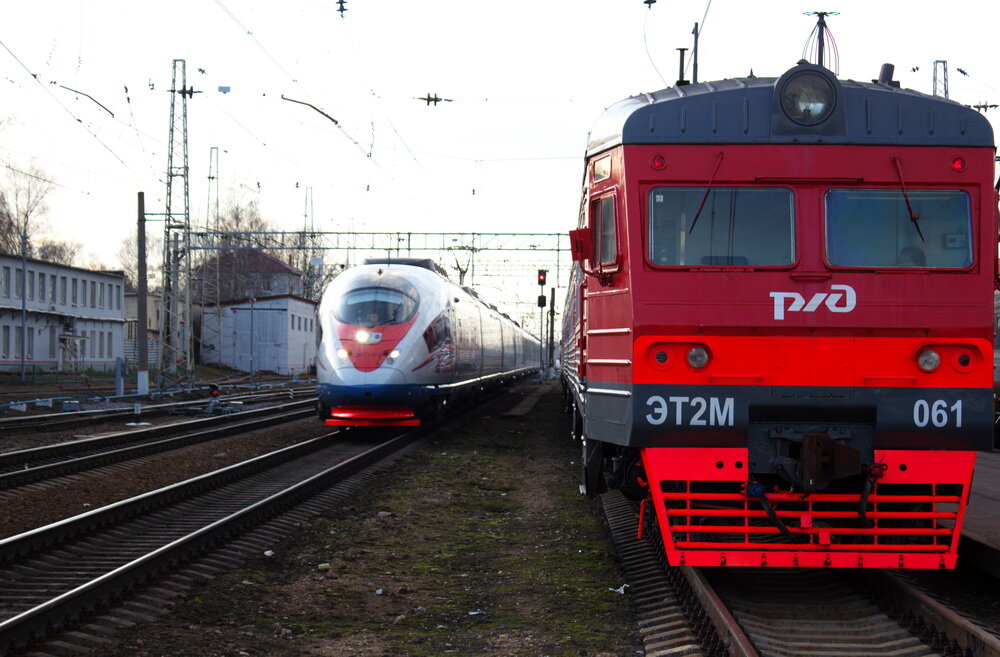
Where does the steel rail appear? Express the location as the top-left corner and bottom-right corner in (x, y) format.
(0, 387), (314, 431)
(0, 430), (418, 655)
(0, 400), (315, 490)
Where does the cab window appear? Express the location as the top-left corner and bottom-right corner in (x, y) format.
(648, 187), (795, 266)
(335, 287), (417, 326)
(825, 189), (972, 268)
(592, 196), (617, 266)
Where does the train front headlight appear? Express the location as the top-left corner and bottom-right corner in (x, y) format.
(780, 71), (835, 126)
(917, 348), (941, 372)
(337, 348), (349, 361)
(687, 346), (711, 369)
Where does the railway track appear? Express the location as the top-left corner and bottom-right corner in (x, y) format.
(0, 387), (313, 433)
(601, 491), (1000, 657)
(0, 428), (418, 656)
(0, 399), (316, 491)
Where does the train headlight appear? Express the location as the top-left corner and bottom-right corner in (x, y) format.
(687, 346), (710, 369)
(389, 350), (400, 360)
(337, 348), (349, 361)
(780, 72), (835, 126)
(917, 348), (941, 372)
(354, 330), (382, 344)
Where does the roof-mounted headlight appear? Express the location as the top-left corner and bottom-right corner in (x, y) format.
(780, 71), (836, 126)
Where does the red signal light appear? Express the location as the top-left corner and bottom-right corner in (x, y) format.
(950, 157), (966, 172)
(537, 269), (547, 286)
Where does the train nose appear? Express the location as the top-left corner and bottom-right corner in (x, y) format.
(335, 366), (408, 386)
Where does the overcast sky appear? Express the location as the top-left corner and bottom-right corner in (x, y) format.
(3, 0), (999, 275)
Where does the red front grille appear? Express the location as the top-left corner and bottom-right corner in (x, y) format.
(641, 448), (975, 568)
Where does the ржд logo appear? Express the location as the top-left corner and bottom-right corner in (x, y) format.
(770, 284), (856, 320)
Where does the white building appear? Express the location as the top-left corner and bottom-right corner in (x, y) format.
(0, 255), (126, 373)
(200, 294), (317, 375)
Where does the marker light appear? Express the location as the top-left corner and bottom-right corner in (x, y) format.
(687, 346), (710, 369)
(780, 72), (835, 126)
(337, 348), (349, 361)
(950, 157), (966, 173)
(917, 348), (941, 372)
(390, 350), (400, 359)
(355, 329), (371, 343)
(650, 154), (667, 170)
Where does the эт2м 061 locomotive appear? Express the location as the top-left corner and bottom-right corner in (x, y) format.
(561, 55), (997, 568)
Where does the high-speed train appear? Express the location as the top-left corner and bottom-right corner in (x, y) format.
(316, 258), (539, 426)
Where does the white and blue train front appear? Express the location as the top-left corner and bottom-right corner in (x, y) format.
(315, 258), (539, 426)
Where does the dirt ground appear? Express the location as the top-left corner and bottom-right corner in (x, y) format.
(91, 384), (644, 657)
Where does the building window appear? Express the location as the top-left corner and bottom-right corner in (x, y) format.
(26, 328), (33, 359)
(49, 327), (56, 359)
(2, 267), (9, 297)
(99, 331), (105, 358)
(107, 332), (113, 358)
(50, 275), (56, 304)
(14, 326), (22, 358)
(116, 285), (121, 310)
(90, 281), (96, 308)
(15, 269), (23, 299)
(39, 273), (46, 302)
(1, 325), (8, 357)
(27, 271), (34, 301)
(72, 279), (78, 306)
(60, 276), (67, 305)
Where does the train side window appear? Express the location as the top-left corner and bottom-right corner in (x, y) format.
(825, 189), (972, 268)
(591, 196), (618, 267)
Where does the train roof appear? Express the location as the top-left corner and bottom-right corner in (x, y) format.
(362, 257), (449, 279)
(587, 61), (995, 155)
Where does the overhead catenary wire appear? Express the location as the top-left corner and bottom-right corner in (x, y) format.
(0, 37), (131, 170)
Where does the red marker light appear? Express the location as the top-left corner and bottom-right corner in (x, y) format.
(650, 154), (667, 170)
(950, 157), (966, 172)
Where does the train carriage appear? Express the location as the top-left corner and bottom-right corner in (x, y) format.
(562, 59), (996, 568)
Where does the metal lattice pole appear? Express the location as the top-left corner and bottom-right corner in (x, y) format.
(933, 60), (949, 98)
(158, 59), (194, 390)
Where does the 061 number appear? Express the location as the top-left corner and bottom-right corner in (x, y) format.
(912, 399), (962, 428)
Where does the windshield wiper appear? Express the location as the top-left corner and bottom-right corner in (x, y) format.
(688, 152), (725, 234)
(891, 156), (925, 242)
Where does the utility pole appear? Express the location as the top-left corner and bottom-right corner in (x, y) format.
(933, 60), (949, 98)
(18, 214), (27, 384)
(137, 192), (149, 394)
(203, 146), (222, 366)
(158, 59), (196, 390)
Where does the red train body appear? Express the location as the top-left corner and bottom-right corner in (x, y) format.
(561, 61), (997, 569)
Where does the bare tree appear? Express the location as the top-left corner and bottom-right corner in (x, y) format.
(117, 232), (162, 292)
(35, 239), (81, 266)
(0, 164), (53, 256)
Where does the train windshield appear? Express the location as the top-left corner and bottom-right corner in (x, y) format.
(334, 287), (418, 327)
(825, 189), (972, 268)
(648, 187), (795, 266)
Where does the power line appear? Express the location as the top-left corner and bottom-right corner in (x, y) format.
(0, 37), (131, 170)
(211, 0), (298, 82)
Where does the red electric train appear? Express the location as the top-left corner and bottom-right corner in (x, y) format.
(561, 56), (996, 568)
